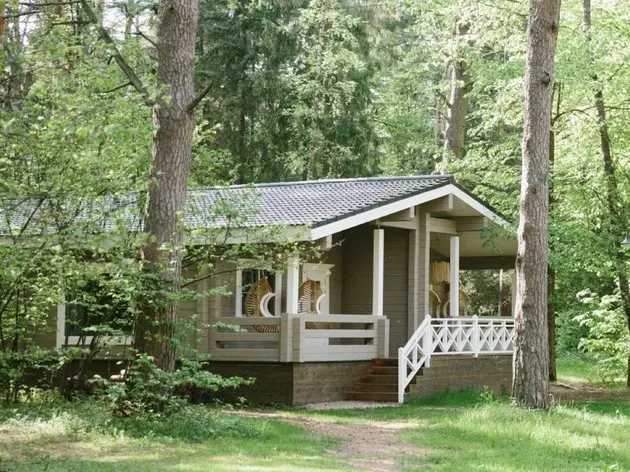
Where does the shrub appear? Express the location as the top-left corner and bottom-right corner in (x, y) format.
(574, 290), (628, 383)
(105, 353), (253, 418)
(0, 348), (68, 404)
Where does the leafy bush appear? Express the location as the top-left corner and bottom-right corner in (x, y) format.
(0, 348), (69, 404)
(556, 307), (590, 355)
(105, 353), (254, 418)
(574, 290), (628, 383)
(115, 405), (261, 441)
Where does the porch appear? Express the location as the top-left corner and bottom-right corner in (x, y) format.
(209, 313), (389, 363)
(208, 312), (515, 403)
(198, 177), (519, 404)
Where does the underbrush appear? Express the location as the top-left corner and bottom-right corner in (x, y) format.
(0, 399), (260, 443)
(557, 353), (626, 387)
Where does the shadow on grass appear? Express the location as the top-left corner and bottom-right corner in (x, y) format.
(303, 389), (505, 423)
(0, 401), (347, 472)
(401, 402), (630, 471)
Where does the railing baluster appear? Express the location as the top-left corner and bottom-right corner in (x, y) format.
(472, 315), (479, 357)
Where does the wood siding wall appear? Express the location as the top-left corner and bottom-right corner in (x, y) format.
(323, 239), (343, 314)
(341, 224), (409, 356)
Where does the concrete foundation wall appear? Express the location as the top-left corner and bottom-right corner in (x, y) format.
(408, 355), (512, 399)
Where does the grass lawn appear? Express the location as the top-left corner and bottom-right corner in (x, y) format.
(303, 390), (630, 471)
(1, 358), (629, 471)
(557, 355), (600, 384)
(0, 402), (346, 471)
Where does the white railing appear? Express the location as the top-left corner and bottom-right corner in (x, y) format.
(209, 313), (389, 363)
(398, 315), (515, 403)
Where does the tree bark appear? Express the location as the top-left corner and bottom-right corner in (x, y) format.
(548, 83), (561, 382)
(547, 264), (557, 380)
(133, 0), (199, 371)
(512, 0), (560, 409)
(582, 0), (630, 387)
(443, 22), (470, 160)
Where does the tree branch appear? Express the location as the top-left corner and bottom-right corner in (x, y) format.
(434, 88), (451, 109)
(132, 27), (157, 49)
(79, 0), (151, 105)
(187, 81), (213, 113)
(100, 81), (132, 94)
(19, 1), (80, 6)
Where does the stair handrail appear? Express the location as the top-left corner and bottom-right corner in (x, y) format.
(397, 315), (432, 403)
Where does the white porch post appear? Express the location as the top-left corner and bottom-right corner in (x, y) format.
(286, 256), (300, 314)
(449, 235), (460, 317)
(373, 228), (384, 316)
(274, 273), (283, 316)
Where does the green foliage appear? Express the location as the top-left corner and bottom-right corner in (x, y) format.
(105, 353), (254, 418)
(0, 348), (67, 404)
(0, 400), (344, 471)
(193, 0), (379, 183)
(574, 291), (628, 383)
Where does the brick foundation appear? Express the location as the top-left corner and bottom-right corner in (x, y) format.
(208, 361), (372, 405)
(293, 361), (372, 404)
(407, 355), (512, 399)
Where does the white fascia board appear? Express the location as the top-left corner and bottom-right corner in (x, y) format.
(310, 184), (513, 240)
(448, 185), (514, 231)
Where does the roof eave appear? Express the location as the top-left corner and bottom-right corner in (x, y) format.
(309, 183), (514, 240)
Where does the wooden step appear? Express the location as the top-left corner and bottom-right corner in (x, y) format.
(346, 391), (399, 402)
(346, 358), (421, 403)
(373, 357), (399, 367)
(368, 366), (398, 375)
(360, 374), (397, 384)
(351, 383), (399, 393)
(360, 374), (418, 384)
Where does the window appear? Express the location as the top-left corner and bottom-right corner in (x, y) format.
(235, 263), (282, 317)
(241, 268), (276, 317)
(59, 278), (133, 347)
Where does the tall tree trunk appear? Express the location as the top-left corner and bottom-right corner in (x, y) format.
(133, 0), (199, 371)
(443, 22), (470, 160)
(547, 264), (557, 380)
(582, 0), (630, 387)
(512, 0), (560, 409)
(548, 83), (561, 382)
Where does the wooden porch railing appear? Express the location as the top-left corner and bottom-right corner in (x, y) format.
(398, 315), (515, 403)
(209, 314), (389, 363)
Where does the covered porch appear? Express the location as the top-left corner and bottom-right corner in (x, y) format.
(208, 216), (516, 364)
(201, 176), (518, 403)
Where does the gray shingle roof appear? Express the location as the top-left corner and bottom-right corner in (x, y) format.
(0, 175), (455, 235)
(186, 175), (454, 229)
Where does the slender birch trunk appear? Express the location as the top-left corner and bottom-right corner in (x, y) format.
(512, 0), (561, 409)
(582, 0), (630, 387)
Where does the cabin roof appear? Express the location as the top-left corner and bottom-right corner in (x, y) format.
(188, 175), (455, 230)
(0, 175), (512, 240)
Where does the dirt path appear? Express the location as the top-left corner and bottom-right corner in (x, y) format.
(550, 382), (630, 402)
(232, 383), (629, 470)
(235, 410), (425, 471)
